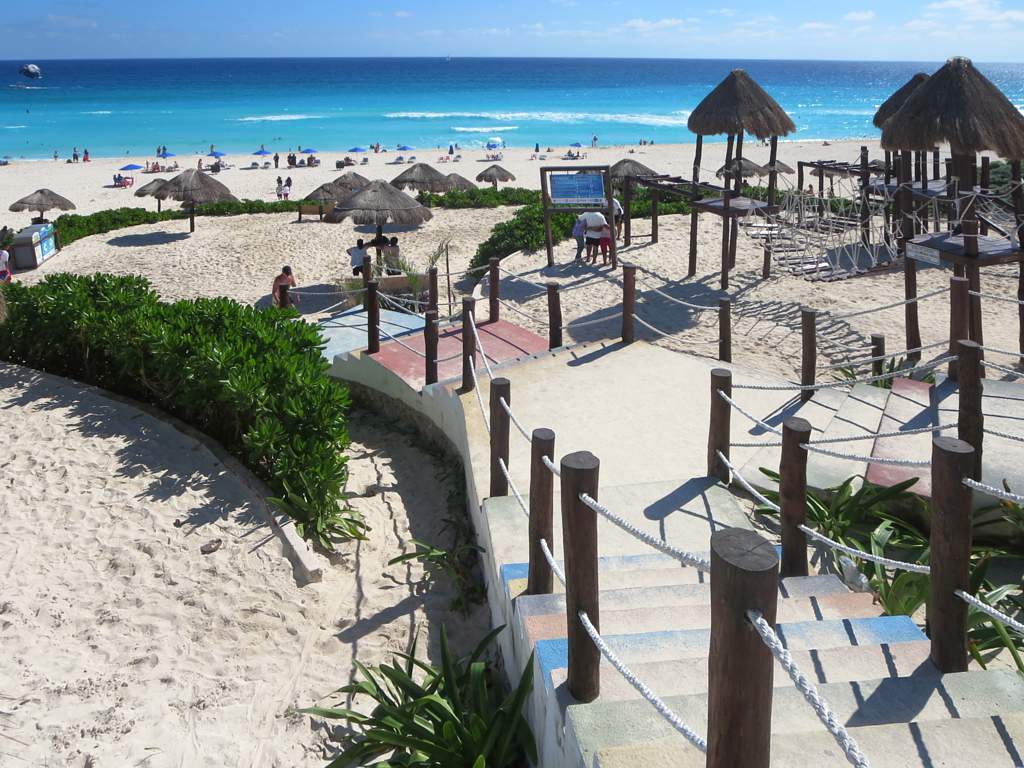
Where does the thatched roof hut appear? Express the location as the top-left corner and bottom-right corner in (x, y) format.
(334, 172), (371, 192)
(303, 182), (347, 202)
(134, 178), (167, 211)
(153, 169), (237, 231)
(609, 158), (657, 181)
(476, 164), (515, 189)
(716, 157), (767, 179)
(873, 73), (929, 129)
(687, 69), (795, 139)
(328, 180), (432, 227)
(761, 160), (794, 175)
(445, 173), (477, 191)
(881, 57), (1024, 158)
(391, 163), (451, 193)
(9, 189), (76, 219)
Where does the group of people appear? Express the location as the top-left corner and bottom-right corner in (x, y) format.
(348, 235), (402, 276)
(571, 198), (623, 265)
(54, 147), (90, 162)
(275, 176), (293, 200)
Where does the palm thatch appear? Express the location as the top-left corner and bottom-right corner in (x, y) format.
(609, 158), (658, 181)
(476, 164), (515, 189)
(333, 172), (371, 192)
(761, 160), (795, 175)
(445, 173), (478, 191)
(873, 73), (929, 129)
(881, 57), (1024, 158)
(328, 180), (433, 227)
(9, 189), (76, 218)
(134, 178), (167, 211)
(716, 157), (768, 179)
(154, 169), (237, 205)
(391, 163), (451, 193)
(687, 69), (795, 140)
(303, 182), (347, 202)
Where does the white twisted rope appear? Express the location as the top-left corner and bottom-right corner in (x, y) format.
(565, 311), (624, 329)
(963, 477), (1024, 504)
(798, 524), (931, 574)
(981, 359), (1024, 379)
(541, 455), (562, 477)
(497, 297), (549, 326)
(541, 538), (566, 585)
(717, 391), (782, 435)
(316, 297), (358, 316)
(977, 344), (1024, 360)
(433, 351), (463, 364)
(984, 425), (1024, 443)
(377, 325), (427, 357)
(969, 290), (1024, 307)
(468, 313), (497, 381)
(633, 313), (719, 345)
(820, 287), (948, 322)
(715, 450), (780, 512)
(498, 266), (548, 291)
(500, 397), (532, 443)
(578, 493), (711, 572)
(799, 443), (930, 467)
(578, 610), (708, 754)
(808, 422), (955, 444)
(956, 589), (1024, 636)
(293, 286), (367, 297)
(469, 360), (490, 434)
(732, 357), (956, 392)
(498, 457), (528, 518)
(818, 340), (949, 371)
(378, 293), (422, 317)
(747, 610), (872, 768)
(640, 280), (717, 311)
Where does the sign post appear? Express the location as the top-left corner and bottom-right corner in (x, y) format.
(540, 165), (617, 268)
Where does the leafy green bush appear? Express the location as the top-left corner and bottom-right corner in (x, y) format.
(299, 625), (536, 768)
(418, 187), (538, 209)
(53, 200), (307, 247)
(0, 274), (362, 547)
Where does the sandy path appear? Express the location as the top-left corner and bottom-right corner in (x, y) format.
(0, 364), (487, 767)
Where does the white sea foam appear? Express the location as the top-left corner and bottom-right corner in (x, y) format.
(2, 125), (27, 129)
(234, 114), (326, 122)
(386, 110), (690, 127)
(451, 125), (519, 133)
(81, 110), (113, 115)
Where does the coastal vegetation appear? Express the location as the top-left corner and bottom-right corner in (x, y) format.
(0, 273), (362, 548)
(299, 626), (536, 768)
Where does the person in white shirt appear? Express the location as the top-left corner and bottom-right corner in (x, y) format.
(612, 197), (624, 239)
(581, 210), (608, 263)
(348, 239), (368, 276)
(0, 246), (11, 284)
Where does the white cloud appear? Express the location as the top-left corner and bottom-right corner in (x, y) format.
(926, 0), (1024, 23)
(843, 10), (876, 22)
(623, 17), (686, 32)
(799, 21), (835, 30)
(393, 10), (412, 17)
(709, 7), (737, 16)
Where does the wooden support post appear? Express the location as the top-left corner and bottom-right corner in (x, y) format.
(859, 145), (870, 246)
(1013, 161), (1024, 362)
(362, 254), (371, 310)
(488, 257), (500, 323)
(966, 263), (984, 355)
(979, 157), (990, 236)
(733, 130), (745, 198)
(884, 151), (893, 183)
(728, 216), (739, 271)
(871, 334), (886, 379)
(780, 417), (811, 578)
(424, 310), (438, 385)
(621, 263), (635, 343)
(720, 193), (731, 291)
(800, 307), (817, 404)
(956, 339), (984, 480)
(723, 134), (735, 193)
(766, 136), (779, 208)
(366, 280), (380, 354)
(718, 298), (732, 363)
(428, 266), (439, 313)
(817, 162), (825, 218)
(527, 428), (556, 595)
(948, 276), (969, 381)
(958, 155), (980, 259)
(688, 135), (703, 277)
(707, 368), (732, 481)
(461, 297), (477, 392)
(489, 378), (511, 498)
(541, 171), (554, 268)
(920, 148), (930, 233)
(604, 168), (617, 269)
(928, 436), (974, 673)
(560, 450), (601, 703)
(189, 204), (196, 233)
(900, 151), (922, 362)
(933, 149), (940, 181)
(797, 161), (805, 224)
(623, 178), (632, 247)
(707, 528), (778, 768)
(651, 188), (660, 244)
(547, 282), (563, 350)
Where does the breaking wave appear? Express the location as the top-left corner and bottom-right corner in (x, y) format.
(386, 110), (691, 127)
(234, 114), (326, 122)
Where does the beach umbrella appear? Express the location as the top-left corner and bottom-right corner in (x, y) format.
(334, 171), (371, 192)
(810, 165), (859, 179)
(761, 160), (795, 175)
(687, 69), (795, 140)
(207, 151), (226, 158)
(881, 56), (1024, 158)
(873, 73), (930, 129)
(159, 151), (176, 158)
(154, 169), (238, 232)
(486, 141), (503, 151)
(327, 180), (433, 229)
(302, 182), (347, 204)
(397, 144), (415, 151)
(391, 163), (452, 193)
(135, 178), (167, 212)
(609, 158), (658, 182)
(120, 163), (143, 171)
(9, 188), (76, 220)
(569, 142), (583, 148)
(302, 148), (318, 154)
(445, 172), (477, 191)
(716, 157), (768, 179)
(475, 164), (515, 189)
(254, 149), (273, 156)
(348, 146), (368, 153)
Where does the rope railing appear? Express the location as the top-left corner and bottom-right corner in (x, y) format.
(983, 425), (1024, 444)
(633, 313), (719, 346)
(497, 297), (550, 326)
(969, 290), (1024, 307)
(469, 360), (490, 434)
(541, 454), (561, 477)
(578, 610), (709, 754)
(498, 457), (528, 517)
(468, 312), (497, 380)
(377, 325), (427, 357)
(976, 344), (1024, 360)
(807, 422), (955, 445)
(715, 450), (780, 513)
(981, 359), (1024, 379)
(797, 524), (932, 574)
(717, 391), (782, 436)
(817, 340), (949, 371)
(500, 396), (532, 443)
(747, 610), (872, 768)
(578, 492), (712, 572)
(732, 357), (956, 392)
(955, 589), (1024, 636)
(498, 266), (549, 291)
(817, 287), (947, 323)
(963, 477), (1024, 504)
(798, 443), (931, 467)
(639, 279), (718, 311)
(541, 538), (566, 585)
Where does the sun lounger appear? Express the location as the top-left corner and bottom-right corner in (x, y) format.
(360, 157), (369, 165)
(393, 156), (405, 164)
(407, 156), (416, 163)
(297, 202), (335, 222)
(247, 161), (258, 169)
(454, 155), (462, 162)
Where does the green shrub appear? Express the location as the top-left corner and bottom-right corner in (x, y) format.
(0, 274), (362, 548)
(418, 187), (538, 209)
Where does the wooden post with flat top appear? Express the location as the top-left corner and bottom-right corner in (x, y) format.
(428, 266), (439, 313)
(424, 310), (438, 385)
(527, 428), (556, 595)
(800, 307), (817, 404)
(688, 135), (703, 277)
(461, 297), (477, 392)
(560, 451), (601, 702)
(956, 339), (983, 480)
(1012, 161), (1024, 361)
(489, 378), (511, 498)
(547, 282), (563, 350)
(651, 188), (660, 244)
(362, 254), (371, 310)
(871, 334), (886, 379)
(366, 280), (380, 354)
(928, 436), (974, 673)
(621, 263), (636, 343)
(948, 277), (969, 381)
(718, 298), (732, 363)
(780, 417), (811, 578)
(707, 528), (778, 768)
(720, 191), (732, 290)
(488, 257), (500, 323)
(708, 368), (732, 482)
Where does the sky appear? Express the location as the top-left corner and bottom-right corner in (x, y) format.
(5, 0), (1024, 62)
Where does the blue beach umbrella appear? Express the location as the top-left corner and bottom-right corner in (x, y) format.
(486, 142), (501, 150)
(397, 144), (415, 151)
(569, 142), (583, 148)
(159, 150), (175, 158)
(120, 163), (143, 171)
(302, 148), (318, 154)
(207, 151), (225, 158)
(348, 146), (368, 153)
(254, 149), (272, 156)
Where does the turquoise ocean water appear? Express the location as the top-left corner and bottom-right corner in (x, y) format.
(1, 58), (1022, 159)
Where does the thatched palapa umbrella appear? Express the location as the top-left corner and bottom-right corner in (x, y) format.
(334, 172), (371, 193)
(445, 173), (477, 191)
(761, 160), (794, 175)
(609, 158), (657, 182)
(154, 169), (237, 232)
(873, 73), (929, 129)
(304, 182), (347, 203)
(135, 178), (167, 212)
(476, 164), (515, 189)
(716, 157), (767, 180)
(9, 189), (76, 221)
(328, 180), (432, 232)
(391, 163), (451, 193)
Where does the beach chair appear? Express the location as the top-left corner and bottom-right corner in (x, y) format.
(360, 157), (369, 165)
(262, 161), (271, 169)
(454, 155), (462, 162)
(247, 161), (258, 169)
(408, 156), (416, 163)
(393, 156), (405, 164)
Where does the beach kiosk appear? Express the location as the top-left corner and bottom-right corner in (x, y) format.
(11, 222), (59, 269)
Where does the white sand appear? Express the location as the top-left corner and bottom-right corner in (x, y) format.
(0, 364), (487, 766)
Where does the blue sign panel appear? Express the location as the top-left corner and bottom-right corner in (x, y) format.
(549, 173), (607, 206)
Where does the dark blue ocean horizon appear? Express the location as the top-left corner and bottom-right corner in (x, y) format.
(2, 57), (1022, 159)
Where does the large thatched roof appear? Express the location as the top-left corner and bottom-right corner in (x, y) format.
(873, 73), (929, 129)
(881, 57), (1024, 158)
(391, 163), (451, 193)
(334, 172), (371, 192)
(134, 179), (167, 198)
(328, 180), (433, 227)
(9, 189), (76, 214)
(716, 157), (767, 179)
(445, 173), (478, 191)
(303, 182), (347, 202)
(687, 69), (795, 140)
(610, 158), (658, 180)
(476, 164), (515, 183)
(154, 169), (238, 205)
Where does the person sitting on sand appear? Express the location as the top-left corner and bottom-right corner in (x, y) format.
(272, 265), (297, 308)
(349, 239), (369, 276)
(83, 149), (90, 162)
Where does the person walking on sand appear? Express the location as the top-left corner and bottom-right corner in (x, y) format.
(282, 182), (290, 200)
(275, 180), (284, 200)
(348, 239), (368, 276)
(599, 223), (613, 266)
(572, 214), (587, 262)
(272, 265), (298, 308)
(612, 196), (624, 239)
(580, 209), (608, 264)
(273, 152), (280, 169)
